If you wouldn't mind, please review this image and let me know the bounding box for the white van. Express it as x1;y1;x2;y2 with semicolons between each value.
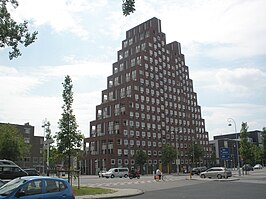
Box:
103;168;129;178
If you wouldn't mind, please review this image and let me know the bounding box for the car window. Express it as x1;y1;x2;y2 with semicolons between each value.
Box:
114;169;118;172
19;180;42;195
45;180;66;193
0;178;25;195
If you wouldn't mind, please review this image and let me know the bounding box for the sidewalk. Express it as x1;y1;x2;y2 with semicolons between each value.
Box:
75;188;144;199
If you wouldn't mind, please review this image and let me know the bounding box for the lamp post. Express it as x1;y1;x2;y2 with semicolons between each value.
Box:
41;119;48;174
227;118;241;176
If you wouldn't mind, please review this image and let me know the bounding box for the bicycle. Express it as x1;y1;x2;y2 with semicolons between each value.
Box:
155;174;166;181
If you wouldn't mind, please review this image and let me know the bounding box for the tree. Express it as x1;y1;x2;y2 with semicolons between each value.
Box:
122;0;136;16
161;144;177;173
56;75;83;182
187;142;205;167
0;123;30;161
251;144;263;165
239;122;253;166
134;150;148;174
262;127;266;165
0;0;38;60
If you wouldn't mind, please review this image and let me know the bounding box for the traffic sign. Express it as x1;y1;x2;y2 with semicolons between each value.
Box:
220;147;230;160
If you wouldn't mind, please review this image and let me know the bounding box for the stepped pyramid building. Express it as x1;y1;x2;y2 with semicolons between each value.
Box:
84;17;210;175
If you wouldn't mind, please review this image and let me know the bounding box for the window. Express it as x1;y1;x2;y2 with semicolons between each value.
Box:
45;180;66;193
21;180;42;195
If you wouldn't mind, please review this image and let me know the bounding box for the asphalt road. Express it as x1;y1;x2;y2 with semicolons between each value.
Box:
126;181;266;199
72;168;266;198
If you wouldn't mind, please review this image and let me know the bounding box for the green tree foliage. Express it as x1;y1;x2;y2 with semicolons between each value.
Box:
187;142;205;166
261;127;266;165
251;144;263;165
161;144;177;166
48;147;64;169
122;0;135;16
0;123;30;161
56;75;83;181
0;0;38;60
133;150;148;174
239;122;253;164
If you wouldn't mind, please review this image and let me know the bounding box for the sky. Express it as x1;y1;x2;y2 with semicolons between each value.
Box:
0;0;266;140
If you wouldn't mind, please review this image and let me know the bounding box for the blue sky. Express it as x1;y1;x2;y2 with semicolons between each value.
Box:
0;0;265;139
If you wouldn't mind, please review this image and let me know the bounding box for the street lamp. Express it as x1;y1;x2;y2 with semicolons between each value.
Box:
227;118;241;176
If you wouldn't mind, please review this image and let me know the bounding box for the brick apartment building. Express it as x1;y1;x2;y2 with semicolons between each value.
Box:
83;17;210;175
0;122;44;171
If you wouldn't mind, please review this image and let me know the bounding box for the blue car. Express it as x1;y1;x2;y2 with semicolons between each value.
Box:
0;180;5;188
0;176;75;199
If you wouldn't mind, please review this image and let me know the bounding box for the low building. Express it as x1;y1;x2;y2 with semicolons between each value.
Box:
210;130;262;168
0;122;44;171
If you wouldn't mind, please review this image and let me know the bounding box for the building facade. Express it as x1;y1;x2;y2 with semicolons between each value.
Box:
0;122;44;171
210;130;262;168
83;17;210;175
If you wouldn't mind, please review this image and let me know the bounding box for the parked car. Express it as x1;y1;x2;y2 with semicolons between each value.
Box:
191;166;207;175
0;165;28;180
103;168;129;178
242;164;254;171
253;164;263;169
200;167;232;179
0;176;75;199
0;160;17;166
23;169;40;176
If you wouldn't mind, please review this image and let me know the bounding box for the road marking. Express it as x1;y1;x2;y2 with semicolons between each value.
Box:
86;176;180;187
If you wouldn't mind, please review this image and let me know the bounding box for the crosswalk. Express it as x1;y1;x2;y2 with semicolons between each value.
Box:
86;176;179;187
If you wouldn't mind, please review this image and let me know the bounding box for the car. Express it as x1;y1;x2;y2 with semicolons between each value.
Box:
242;164;254;171
0;176;75;199
98;170;106;178
103;168;129;178
253;164;263;169
0;180;5;188
191;166;207;175
0;160;17;166
200;167;232;179
23;169;40;176
0;165;28;180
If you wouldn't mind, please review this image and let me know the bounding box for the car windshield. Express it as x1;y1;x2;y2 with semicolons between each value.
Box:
0;178;26;196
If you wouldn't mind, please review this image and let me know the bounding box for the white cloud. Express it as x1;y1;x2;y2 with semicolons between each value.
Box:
0;65;104;137
190;67;266;96
203;103;266;139
2;0;266;140
13;0;109;39
42;61;111;80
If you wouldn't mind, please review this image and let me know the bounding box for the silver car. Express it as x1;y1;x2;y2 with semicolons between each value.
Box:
200;167;232;179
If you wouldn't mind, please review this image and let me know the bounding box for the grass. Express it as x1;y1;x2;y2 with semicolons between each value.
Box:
72;186;116;196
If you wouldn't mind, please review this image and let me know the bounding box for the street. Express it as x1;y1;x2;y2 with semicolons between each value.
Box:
126;181;266;199
72;168;266;198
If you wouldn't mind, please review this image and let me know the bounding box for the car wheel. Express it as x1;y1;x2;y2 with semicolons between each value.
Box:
217;174;222;179
200;174;206;178
111;174;115;178
124;174;128;178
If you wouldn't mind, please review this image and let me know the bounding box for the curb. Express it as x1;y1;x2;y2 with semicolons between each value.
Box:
76;188;144;199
